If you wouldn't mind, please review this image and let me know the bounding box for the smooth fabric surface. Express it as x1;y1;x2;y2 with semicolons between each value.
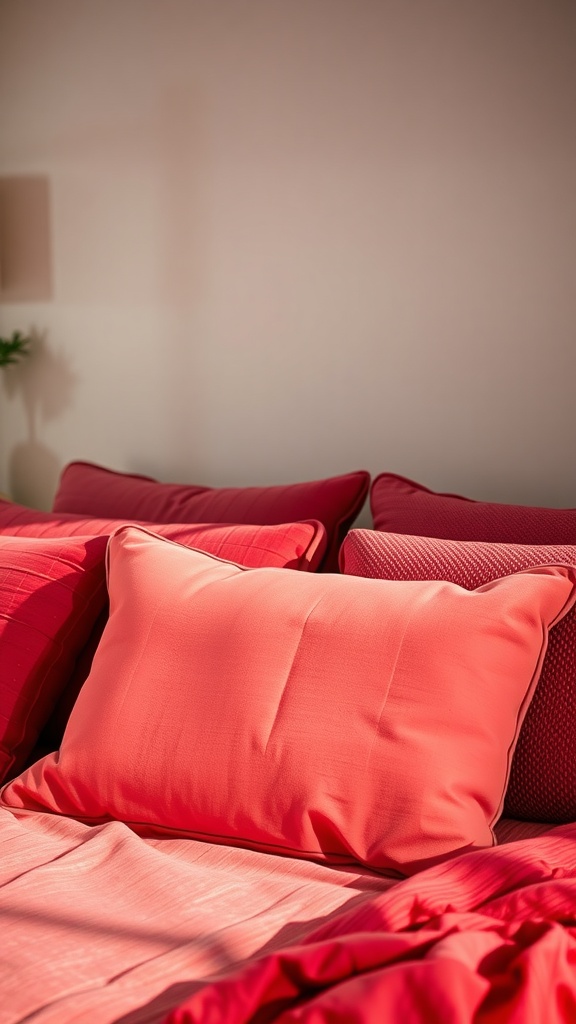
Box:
51;460;369;570
0;533;108;782
167;822;576;1024
4;526;576;873
371;472;576;543
340;528;576;824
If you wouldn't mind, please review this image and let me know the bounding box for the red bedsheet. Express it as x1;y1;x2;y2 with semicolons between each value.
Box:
167;823;576;1024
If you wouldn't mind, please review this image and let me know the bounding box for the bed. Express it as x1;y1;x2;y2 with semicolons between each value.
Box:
1;461;576;1024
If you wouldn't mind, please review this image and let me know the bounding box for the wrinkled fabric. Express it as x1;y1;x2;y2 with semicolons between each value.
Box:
0;804;394;1023
166;823;576;1024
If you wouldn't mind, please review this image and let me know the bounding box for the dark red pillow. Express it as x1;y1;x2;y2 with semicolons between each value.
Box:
340;527;576;824
0;533;108;782
52;461;369;570
371;472;576;544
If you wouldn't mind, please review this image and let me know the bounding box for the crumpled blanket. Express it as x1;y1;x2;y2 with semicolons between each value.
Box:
166;823;576;1024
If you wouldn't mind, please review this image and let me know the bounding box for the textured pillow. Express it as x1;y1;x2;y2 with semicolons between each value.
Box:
0;498;327;572
0;498;327;756
4;526;575;874
51;461;369;570
340;529;576;824
371;472;576;544
0;533;108;782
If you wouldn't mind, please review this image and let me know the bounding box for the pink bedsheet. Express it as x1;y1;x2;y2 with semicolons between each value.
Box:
1;802;574;1023
0;804;395;1024
167;821;576;1024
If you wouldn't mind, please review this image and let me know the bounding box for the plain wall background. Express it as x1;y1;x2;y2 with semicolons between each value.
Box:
0;0;574;517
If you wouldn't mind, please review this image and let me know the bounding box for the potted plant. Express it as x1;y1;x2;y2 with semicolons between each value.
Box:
0;330;31;368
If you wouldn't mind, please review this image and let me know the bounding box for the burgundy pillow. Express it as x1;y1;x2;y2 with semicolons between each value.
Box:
340;528;576;824
0;533;108;782
52;461;369;570
371;473;576;544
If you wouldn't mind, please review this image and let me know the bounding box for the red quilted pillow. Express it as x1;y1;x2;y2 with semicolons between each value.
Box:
52;461;369;570
0;498;327;754
0;498;326;571
371;473;576;544
340;528;576;824
0;533;108;782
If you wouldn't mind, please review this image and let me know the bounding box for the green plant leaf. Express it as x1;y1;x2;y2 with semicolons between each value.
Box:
0;330;31;368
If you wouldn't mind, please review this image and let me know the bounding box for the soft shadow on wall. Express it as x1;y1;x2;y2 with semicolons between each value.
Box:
0;177;74;507
3;329;76;508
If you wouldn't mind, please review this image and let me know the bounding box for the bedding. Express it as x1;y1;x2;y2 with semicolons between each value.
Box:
370;471;576;543
340;528;576;824
4;526;574;875
2;469;576;1024
166;821;576;1024
0;497;327;572
0;802;573;1023
0;803;397;1024
0;533;108;782
51;460;370;570
0;498;327;757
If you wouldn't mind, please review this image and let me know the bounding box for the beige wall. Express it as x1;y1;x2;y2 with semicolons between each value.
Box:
0;0;574;515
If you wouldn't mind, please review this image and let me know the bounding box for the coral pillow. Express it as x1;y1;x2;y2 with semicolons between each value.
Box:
371;472;576;544
51;461;369;570
339;529;576;824
0;533;108;782
4;526;575;874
